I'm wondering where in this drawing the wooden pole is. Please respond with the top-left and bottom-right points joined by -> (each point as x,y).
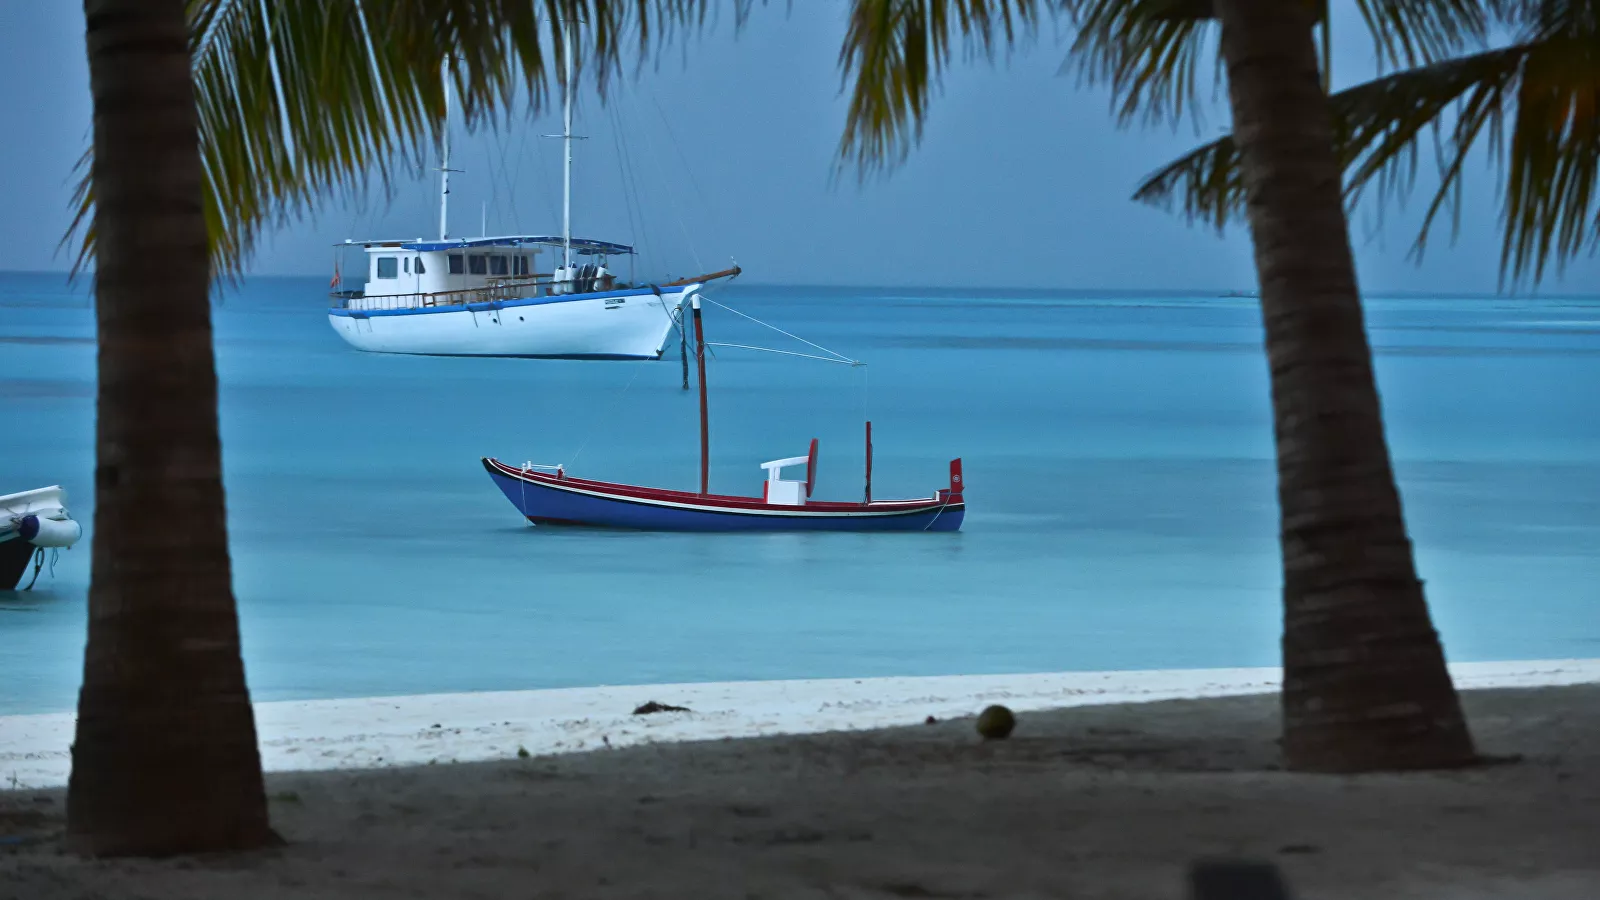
864,420 -> 873,503
679,308 -> 689,391
692,295 -> 710,495
661,264 -> 741,287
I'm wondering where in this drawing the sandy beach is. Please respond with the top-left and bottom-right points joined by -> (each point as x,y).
4,659 -> 1597,790
3,660 -> 1599,898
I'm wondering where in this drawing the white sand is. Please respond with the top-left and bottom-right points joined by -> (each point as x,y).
3,658 -> 1596,790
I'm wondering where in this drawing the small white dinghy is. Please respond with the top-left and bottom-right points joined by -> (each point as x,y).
2,486 -> 83,590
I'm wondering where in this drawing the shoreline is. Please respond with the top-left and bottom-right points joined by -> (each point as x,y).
3,658 -> 1597,790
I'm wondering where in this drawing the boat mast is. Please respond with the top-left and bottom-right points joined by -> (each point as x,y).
562,15 -> 573,273
439,59 -> 452,240
693,295 -> 710,495
865,421 -> 873,503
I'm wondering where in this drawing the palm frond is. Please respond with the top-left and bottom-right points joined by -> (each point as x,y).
1497,10 -> 1600,281
836,0 -> 1050,176
1059,0 -> 1219,129
1135,21 -> 1600,286
66,0 -> 726,278
1059,0 -> 1489,131
1133,47 -> 1529,232
833,0 -> 1490,178
1356,0 -> 1490,72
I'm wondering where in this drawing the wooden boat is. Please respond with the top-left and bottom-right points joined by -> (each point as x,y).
482,296 -> 964,532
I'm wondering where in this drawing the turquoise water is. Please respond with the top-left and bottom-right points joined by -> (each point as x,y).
3,272 -> 1598,715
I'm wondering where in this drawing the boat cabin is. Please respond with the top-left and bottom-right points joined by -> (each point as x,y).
330,235 -> 635,311
760,440 -> 819,506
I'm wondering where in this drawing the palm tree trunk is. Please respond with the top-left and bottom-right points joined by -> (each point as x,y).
1211,0 -> 1478,772
67,0 -> 275,855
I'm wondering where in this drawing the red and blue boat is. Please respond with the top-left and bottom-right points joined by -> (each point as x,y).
483,295 -> 964,532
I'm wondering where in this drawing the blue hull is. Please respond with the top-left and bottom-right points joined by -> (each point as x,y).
485,467 -> 964,533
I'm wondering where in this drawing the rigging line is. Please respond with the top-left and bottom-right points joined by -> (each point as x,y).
649,91 -> 726,261
527,99 -> 559,228
613,84 -> 656,269
700,297 -> 858,364
491,119 -> 519,231
481,143 -> 501,235
620,103 -> 647,253
491,117 -> 522,232
615,87 -> 654,268
705,343 -> 863,366
566,365 -> 645,468
922,492 -> 953,532
509,98 -> 531,230
653,290 -> 688,344
650,92 -> 714,219
612,83 -> 646,261
633,92 -> 703,273
606,96 -> 644,250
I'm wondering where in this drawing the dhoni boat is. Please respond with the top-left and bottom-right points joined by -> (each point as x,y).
482,294 -> 964,532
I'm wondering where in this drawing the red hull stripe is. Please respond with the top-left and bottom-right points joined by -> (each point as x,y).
484,457 -> 959,518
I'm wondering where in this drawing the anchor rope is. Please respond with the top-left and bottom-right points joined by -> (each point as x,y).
566,366 -> 644,469
704,342 -> 860,366
923,492 -> 955,532
23,547 -> 43,591
699,296 -> 859,365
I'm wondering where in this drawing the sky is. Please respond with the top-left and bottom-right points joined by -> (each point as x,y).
2,2 -> 1596,294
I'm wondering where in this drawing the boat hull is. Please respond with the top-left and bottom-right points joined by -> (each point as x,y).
1,538 -> 33,591
483,458 -> 963,532
2,485 -> 81,590
328,285 -> 692,359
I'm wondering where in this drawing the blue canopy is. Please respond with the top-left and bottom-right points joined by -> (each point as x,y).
396,235 -> 633,256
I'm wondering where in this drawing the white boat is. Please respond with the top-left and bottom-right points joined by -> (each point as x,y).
326,21 -> 737,359
2,486 -> 82,591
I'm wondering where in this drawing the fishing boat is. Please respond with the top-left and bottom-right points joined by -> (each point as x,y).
2,486 -> 82,590
326,22 -> 737,359
482,294 -> 965,532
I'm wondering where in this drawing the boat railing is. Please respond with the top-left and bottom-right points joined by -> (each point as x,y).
328,274 -> 630,311
328,278 -> 545,311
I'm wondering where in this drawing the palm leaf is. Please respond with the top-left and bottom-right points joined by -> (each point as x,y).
1060,0 -> 1219,129
837,0 -> 1490,180
1134,47 -> 1528,228
1060,0 -> 1490,123
1135,2 -> 1600,285
65,0 -> 726,278
836,0 -> 1051,175
1355,0 -> 1492,72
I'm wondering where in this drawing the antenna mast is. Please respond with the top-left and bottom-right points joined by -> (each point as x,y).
438,59 -> 457,240
562,16 -> 573,272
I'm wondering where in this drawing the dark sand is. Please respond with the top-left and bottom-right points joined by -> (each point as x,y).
3,685 -> 1597,899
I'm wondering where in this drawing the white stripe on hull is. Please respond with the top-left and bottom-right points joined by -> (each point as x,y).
496,466 -> 949,518
327,288 -> 691,358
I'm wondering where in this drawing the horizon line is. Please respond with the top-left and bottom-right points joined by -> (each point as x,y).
3,269 -> 1597,301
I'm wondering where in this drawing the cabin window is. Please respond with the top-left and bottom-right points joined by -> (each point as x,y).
447,254 -> 464,275
414,257 -> 426,275
403,257 -> 410,274
468,255 -> 487,275
489,255 -> 509,276
375,256 -> 398,279
513,255 -> 531,276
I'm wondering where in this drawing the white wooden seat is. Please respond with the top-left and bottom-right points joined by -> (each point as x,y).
760,440 -> 818,506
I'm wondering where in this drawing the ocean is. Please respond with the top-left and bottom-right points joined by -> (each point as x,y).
3,272 -> 1597,716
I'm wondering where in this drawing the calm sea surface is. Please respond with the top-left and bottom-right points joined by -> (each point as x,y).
3,272 -> 1598,715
